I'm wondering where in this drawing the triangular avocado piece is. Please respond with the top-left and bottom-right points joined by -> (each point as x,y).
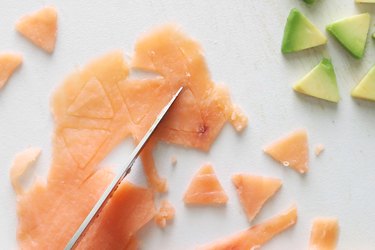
62,128 -> 109,168
293,58 -> 340,103
352,65 -> 375,101
183,164 -> 228,205
16,6 -> 57,53
264,129 -> 309,174
282,8 -> 327,53
232,174 -> 282,221
0,53 -> 22,89
327,13 -> 370,59
67,78 -> 114,119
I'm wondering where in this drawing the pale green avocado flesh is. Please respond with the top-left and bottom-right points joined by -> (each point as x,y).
352,65 -> 375,101
282,8 -> 327,53
326,13 -> 370,59
293,58 -> 340,103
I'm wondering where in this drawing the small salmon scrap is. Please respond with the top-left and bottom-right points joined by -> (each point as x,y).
155,200 -> 175,228
309,218 -> 339,250
16,6 -> 57,53
184,164 -> 228,205
315,144 -> 325,156
9,147 -> 41,195
232,174 -> 282,221
264,129 -> 309,174
196,205 -> 297,250
0,52 -> 22,89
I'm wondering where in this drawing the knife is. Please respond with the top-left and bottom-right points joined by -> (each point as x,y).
65,86 -> 183,250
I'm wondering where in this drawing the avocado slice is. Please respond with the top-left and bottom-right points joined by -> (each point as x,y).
282,9 -> 327,53
352,65 -> 375,101
326,13 -> 370,59
303,0 -> 316,4
293,58 -> 340,103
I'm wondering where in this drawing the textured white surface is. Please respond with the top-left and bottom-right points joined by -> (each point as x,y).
0,1 -> 374,249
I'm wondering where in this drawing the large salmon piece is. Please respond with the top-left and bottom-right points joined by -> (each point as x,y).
11,25 -> 247,249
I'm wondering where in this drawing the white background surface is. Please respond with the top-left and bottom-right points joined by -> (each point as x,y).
0,1 -> 374,249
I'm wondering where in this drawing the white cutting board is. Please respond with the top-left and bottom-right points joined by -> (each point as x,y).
0,1 -> 374,249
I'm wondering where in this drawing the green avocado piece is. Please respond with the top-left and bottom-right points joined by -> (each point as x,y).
356,0 -> 375,2
326,13 -> 370,59
293,58 -> 340,103
282,9 -> 327,53
303,0 -> 316,4
352,65 -> 375,101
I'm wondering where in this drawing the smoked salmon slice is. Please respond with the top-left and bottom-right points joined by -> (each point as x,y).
196,205 -> 297,250
0,52 -> 22,89
155,200 -> 175,228
184,164 -> 228,205
309,218 -> 339,250
16,6 -> 57,53
9,147 -> 41,195
232,174 -> 282,221
12,25 -> 246,248
264,129 -> 309,174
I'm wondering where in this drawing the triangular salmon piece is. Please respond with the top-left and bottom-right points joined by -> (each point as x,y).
197,205 -> 297,250
62,128 -> 109,168
16,6 -> 57,53
264,129 -> 309,174
232,174 -> 282,221
184,164 -> 228,205
67,78 -> 114,119
309,218 -> 339,250
0,52 -> 22,89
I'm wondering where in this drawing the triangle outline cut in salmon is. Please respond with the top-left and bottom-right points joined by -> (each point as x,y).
62,128 -> 110,168
184,164 -> 228,205
67,77 -> 114,119
264,129 -> 309,174
16,6 -> 57,53
232,174 -> 282,221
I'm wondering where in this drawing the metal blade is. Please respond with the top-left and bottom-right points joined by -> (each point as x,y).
65,86 -> 183,250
